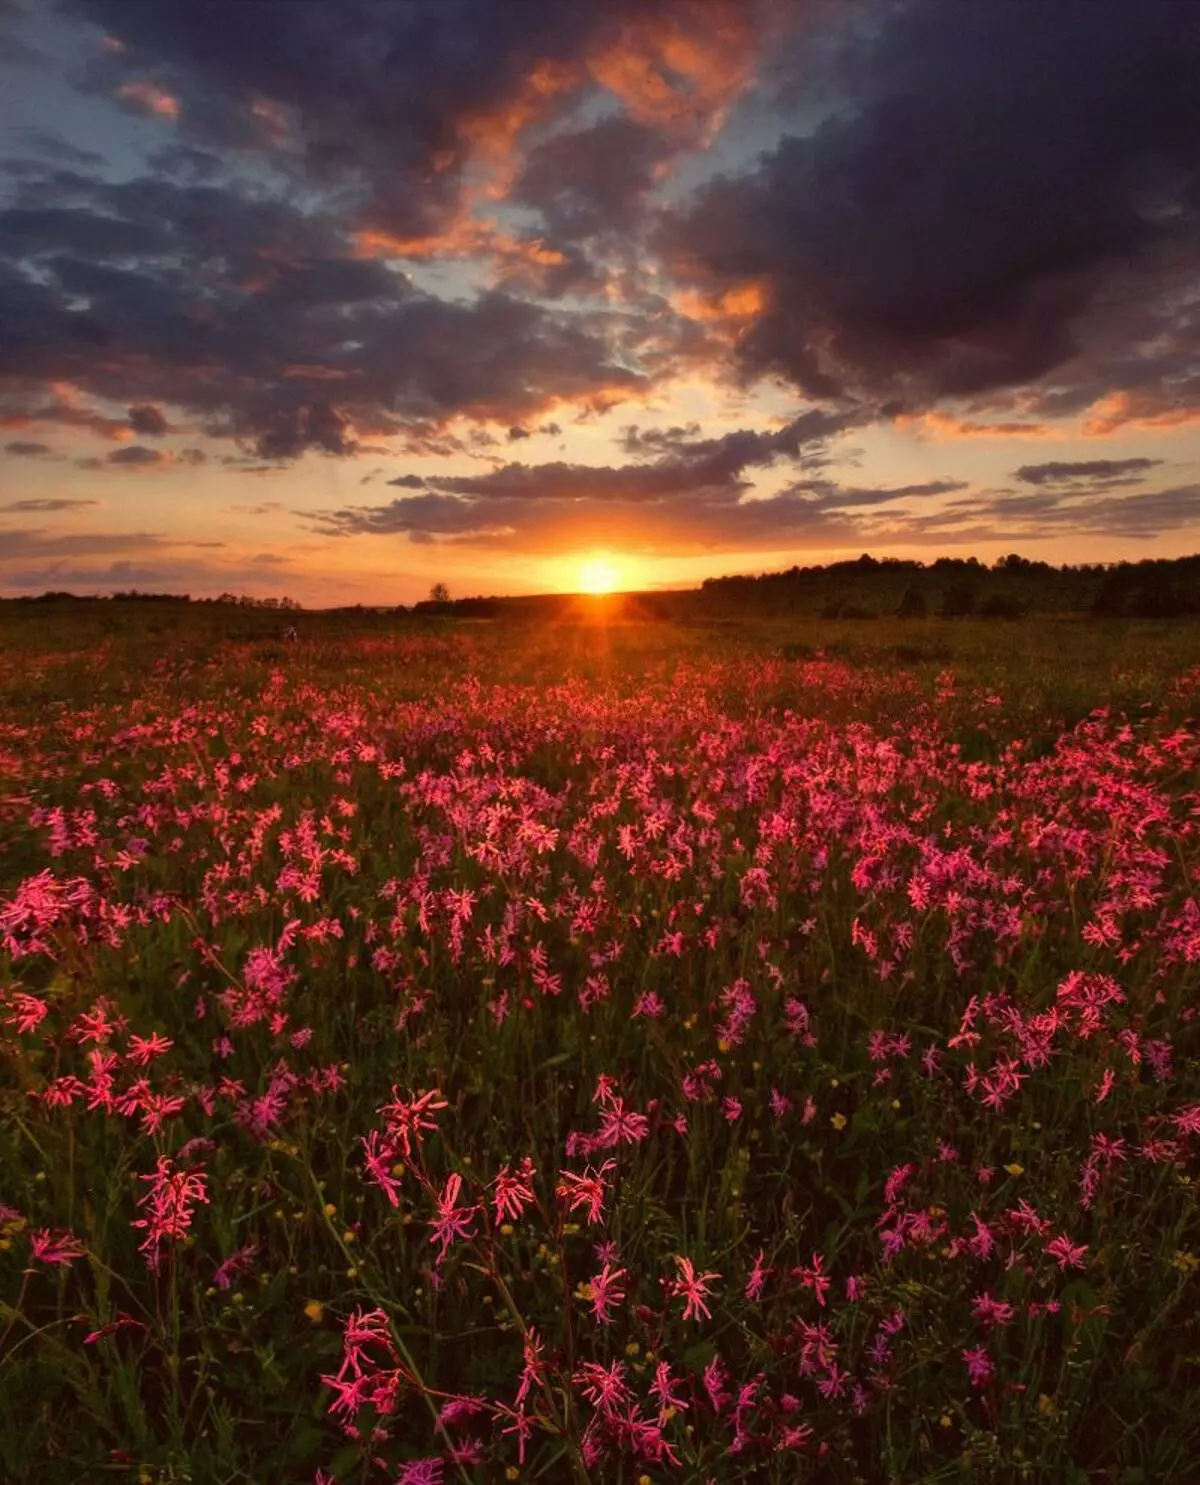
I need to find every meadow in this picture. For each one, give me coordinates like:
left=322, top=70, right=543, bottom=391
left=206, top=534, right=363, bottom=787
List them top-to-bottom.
left=2, top=602, right=1200, bottom=1484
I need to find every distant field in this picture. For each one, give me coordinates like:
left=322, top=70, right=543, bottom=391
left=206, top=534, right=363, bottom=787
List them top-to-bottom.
left=2, top=605, right=1200, bottom=1483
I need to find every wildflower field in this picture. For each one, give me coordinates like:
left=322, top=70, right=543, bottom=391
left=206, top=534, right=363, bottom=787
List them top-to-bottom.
left=3, top=606, right=1200, bottom=1485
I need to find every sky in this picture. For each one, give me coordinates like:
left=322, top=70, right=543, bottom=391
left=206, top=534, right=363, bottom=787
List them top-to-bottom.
left=1, top=0, right=1199, bottom=606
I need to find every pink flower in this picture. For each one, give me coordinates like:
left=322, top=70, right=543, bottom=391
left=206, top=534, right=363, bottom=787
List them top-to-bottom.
left=377, top=1087, right=448, bottom=1159
left=597, top=1097, right=650, bottom=1148
left=132, top=1156, right=209, bottom=1272
left=491, top=1156, right=537, bottom=1224
left=555, top=1160, right=616, bottom=1226
left=428, top=1172, right=477, bottom=1263
left=29, top=1228, right=87, bottom=1266
left=1045, top=1234, right=1088, bottom=1271
left=745, top=1247, right=771, bottom=1300
left=794, top=1251, right=831, bottom=1307
left=667, top=1254, right=721, bottom=1322
left=584, top=1261, right=627, bottom=1324
left=971, top=1292, right=1016, bottom=1328
left=962, top=1346, right=995, bottom=1388
left=573, top=1359, right=633, bottom=1419
left=395, top=1461, right=443, bottom=1484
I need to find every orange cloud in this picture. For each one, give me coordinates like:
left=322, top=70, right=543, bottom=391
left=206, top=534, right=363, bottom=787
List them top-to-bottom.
left=587, top=2, right=758, bottom=139
left=459, top=57, right=580, bottom=201
left=116, top=81, right=180, bottom=120
left=352, top=218, right=565, bottom=271
left=672, top=280, right=770, bottom=322
left=281, top=365, right=353, bottom=381
left=1082, top=391, right=1200, bottom=436
left=895, top=410, right=1054, bottom=440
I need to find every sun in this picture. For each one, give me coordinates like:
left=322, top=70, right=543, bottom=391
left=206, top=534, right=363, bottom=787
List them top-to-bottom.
left=578, top=555, right=621, bottom=595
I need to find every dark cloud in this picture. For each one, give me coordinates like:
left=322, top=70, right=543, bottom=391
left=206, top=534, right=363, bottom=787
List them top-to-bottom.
left=65, top=0, right=767, bottom=246
left=663, top=0, right=1200, bottom=413
left=7, top=129, right=107, bottom=168
left=0, top=164, right=653, bottom=457
left=253, top=401, right=357, bottom=461
left=127, top=403, right=169, bottom=436
left=308, top=408, right=873, bottom=551
left=619, top=422, right=702, bottom=456
left=4, top=439, right=54, bottom=457
left=107, top=444, right=166, bottom=466
left=1013, top=458, right=1164, bottom=487
left=387, top=474, right=426, bottom=489
left=856, top=482, right=1200, bottom=546
left=0, top=497, right=98, bottom=512
left=0, top=527, right=216, bottom=559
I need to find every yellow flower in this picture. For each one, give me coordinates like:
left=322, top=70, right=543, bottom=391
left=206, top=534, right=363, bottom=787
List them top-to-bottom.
left=717, top=1037, right=732, bottom=1053
left=831, top=1112, right=847, bottom=1131
left=1004, top=1162, right=1024, bottom=1177
left=323, top=1202, right=337, bottom=1217
left=499, top=1222, right=515, bottom=1236
left=304, top=1300, right=324, bottom=1323
left=625, top=1341, right=640, bottom=1357
left=1037, top=1393, right=1056, bottom=1417
left=939, top=1414, right=952, bottom=1428
left=505, top=1469, right=520, bottom=1481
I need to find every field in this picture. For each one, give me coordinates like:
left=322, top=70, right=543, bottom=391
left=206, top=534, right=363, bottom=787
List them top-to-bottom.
left=3, top=603, right=1200, bottom=1484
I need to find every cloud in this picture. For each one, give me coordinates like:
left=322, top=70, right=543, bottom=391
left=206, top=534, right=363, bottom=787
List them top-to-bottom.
left=661, top=0, right=1200, bottom=417
left=0, top=162, right=656, bottom=458
left=128, top=403, right=169, bottom=435
left=306, top=407, right=883, bottom=552
left=4, top=439, right=55, bottom=457
left=106, top=444, right=167, bottom=466
left=1014, top=458, right=1163, bottom=487
left=0, top=497, right=98, bottom=512
left=222, top=501, right=284, bottom=515
left=0, top=527, right=215, bottom=558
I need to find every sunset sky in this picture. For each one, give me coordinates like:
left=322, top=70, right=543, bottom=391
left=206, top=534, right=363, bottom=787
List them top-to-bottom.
left=1, top=0, right=1199, bottom=605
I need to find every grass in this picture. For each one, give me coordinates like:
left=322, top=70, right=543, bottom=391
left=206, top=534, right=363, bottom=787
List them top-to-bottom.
left=1, top=604, right=1199, bottom=1483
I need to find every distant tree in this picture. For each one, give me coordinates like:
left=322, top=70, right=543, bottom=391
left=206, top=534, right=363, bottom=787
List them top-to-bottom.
left=939, top=581, right=977, bottom=619
left=429, top=582, right=450, bottom=603
left=897, top=588, right=927, bottom=619
left=980, top=593, right=1023, bottom=620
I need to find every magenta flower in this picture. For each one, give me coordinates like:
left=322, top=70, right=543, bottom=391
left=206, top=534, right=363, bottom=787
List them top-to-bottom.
left=378, top=1087, right=448, bottom=1159
left=131, top=1156, right=209, bottom=1272
left=491, top=1156, right=536, bottom=1224
left=555, top=1160, right=616, bottom=1225
left=427, top=1172, right=477, bottom=1263
left=29, top=1228, right=87, bottom=1266
left=1045, top=1234, right=1089, bottom=1271
left=667, top=1254, right=721, bottom=1322
left=583, top=1261, right=627, bottom=1324
left=962, top=1347, right=995, bottom=1388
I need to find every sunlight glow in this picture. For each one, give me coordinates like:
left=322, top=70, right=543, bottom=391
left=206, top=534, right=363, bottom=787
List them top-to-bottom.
left=578, top=555, right=622, bottom=595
